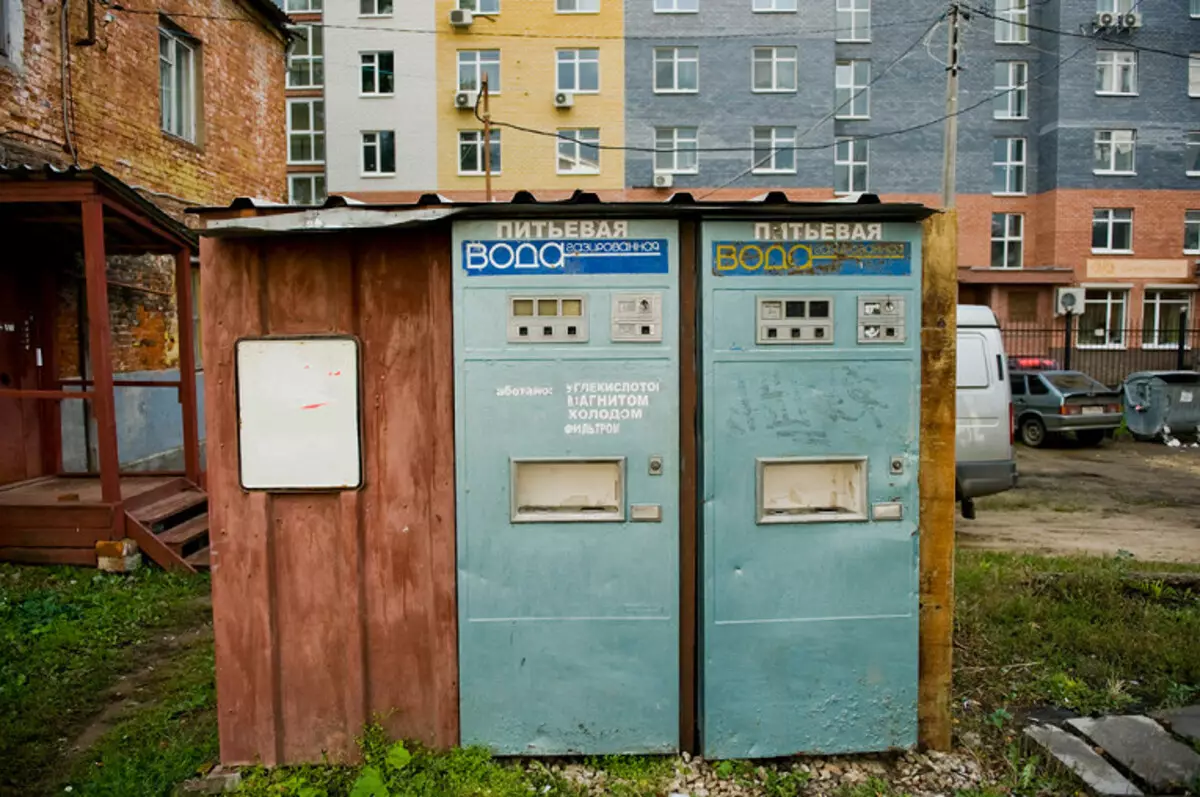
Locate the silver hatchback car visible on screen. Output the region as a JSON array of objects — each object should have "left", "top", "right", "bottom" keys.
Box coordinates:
[{"left": 1010, "top": 370, "right": 1123, "bottom": 447}]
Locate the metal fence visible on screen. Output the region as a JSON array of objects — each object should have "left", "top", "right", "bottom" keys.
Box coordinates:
[{"left": 1001, "top": 316, "right": 1200, "bottom": 388}]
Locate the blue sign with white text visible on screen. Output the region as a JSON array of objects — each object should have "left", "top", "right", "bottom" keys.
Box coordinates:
[
  {"left": 463, "top": 239, "right": 671, "bottom": 276},
  {"left": 712, "top": 241, "right": 912, "bottom": 276}
]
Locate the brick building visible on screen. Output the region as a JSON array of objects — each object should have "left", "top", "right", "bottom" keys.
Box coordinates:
[{"left": 1, "top": 0, "right": 289, "bottom": 471}]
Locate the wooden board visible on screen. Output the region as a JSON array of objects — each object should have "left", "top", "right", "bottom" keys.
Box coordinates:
[
  {"left": 0, "top": 527, "right": 108, "bottom": 548},
  {"left": 0, "top": 547, "right": 97, "bottom": 566}
]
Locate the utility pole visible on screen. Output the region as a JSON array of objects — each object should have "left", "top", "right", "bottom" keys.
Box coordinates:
[
  {"left": 940, "top": 2, "right": 962, "bottom": 209},
  {"left": 481, "top": 72, "right": 493, "bottom": 203}
]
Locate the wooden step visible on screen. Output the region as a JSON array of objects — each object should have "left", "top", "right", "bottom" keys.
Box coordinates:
[
  {"left": 129, "top": 490, "right": 207, "bottom": 527},
  {"left": 158, "top": 513, "right": 209, "bottom": 552},
  {"left": 185, "top": 547, "right": 210, "bottom": 569}
]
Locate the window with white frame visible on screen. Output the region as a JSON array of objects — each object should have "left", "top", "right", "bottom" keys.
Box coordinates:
[
  {"left": 556, "top": 0, "right": 599, "bottom": 12},
  {"left": 459, "top": 130, "right": 501, "bottom": 175},
  {"left": 655, "top": 0, "right": 698, "bottom": 11},
  {"left": 654, "top": 47, "right": 698, "bottom": 93},
  {"left": 360, "top": 52, "right": 395, "bottom": 95},
  {"left": 1190, "top": 54, "right": 1199, "bottom": 97},
  {"left": 557, "top": 128, "right": 600, "bottom": 174},
  {"left": 1192, "top": 0, "right": 1200, "bottom": 17},
  {"left": 360, "top": 0, "right": 392, "bottom": 16},
  {"left": 1142, "top": 290, "right": 1191, "bottom": 348},
  {"left": 994, "top": 0, "right": 1029, "bottom": 43},
  {"left": 159, "top": 26, "right": 196, "bottom": 141},
  {"left": 1092, "top": 208, "right": 1134, "bottom": 252},
  {"left": 1189, "top": 132, "right": 1200, "bottom": 176},
  {"left": 1094, "top": 129, "right": 1135, "bottom": 174},
  {"left": 287, "top": 99, "right": 324, "bottom": 164},
  {"left": 990, "top": 213, "right": 1023, "bottom": 269},
  {"left": 1185, "top": 210, "right": 1200, "bottom": 254},
  {"left": 992, "top": 137, "right": 1026, "bottom": 194},
  {"left": 753, "top": 0, "right": 797, "bottom": 11},
  {"left": 835, "top": 0, "right": 870, "bottom": 42},
  {"left": 287, "top": 25, "right": 323, "bottom": 89},
  {"left": 834, "top": 60, "right": 869, "bottom": 118},
  {"left": 459, "top": 0, "right": 500, "bottom": 12},
  {"left": 361, "top": 131, "right": 396, "bottom": 175},
  {"left": 458, "top": 50, "right": 500, "bottom": 92},
  {"left": 1096, "top": 50, "right": 1136, "bottom": 95},
  {"left": 288, "top": 174, "right": 327, "bottom": 206},
  {"left": 654, "top": 127, "right": 698, "bottom": 174},
  {"left": 0, "top": 1, "right": 9, "bottom": 60},
  {"left": 834, "top": 137, "right": 868, "bottom": 194},
  {"left": 752, "top": 47, "right": 797, "bottom": 92},
  {"left": 751, "top": 126, "right": 796, "bottom": 174},
  {"left": 993, "top": 61, "right": 1028, "bottom": 119},
  {"left": 557, "top": 49, "right": 599, "bottom": 93},
  {"left": 285, "top": 0, "right": 321, "bottom": 11},
  {"left": 1096, "top": 0, "right": 1133, "bottom": 12},
  {"left": 1080, "top": 289, "right": 1127, "bottom": 348}
]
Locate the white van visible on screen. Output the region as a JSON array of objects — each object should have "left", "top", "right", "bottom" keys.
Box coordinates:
[{"left": 956, "top": 305, "right": 1017, "bottom": 516}]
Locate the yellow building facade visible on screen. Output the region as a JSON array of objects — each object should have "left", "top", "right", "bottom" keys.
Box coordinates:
[{"left": 435, "top": 0, "right": 625, "bottom": 194}]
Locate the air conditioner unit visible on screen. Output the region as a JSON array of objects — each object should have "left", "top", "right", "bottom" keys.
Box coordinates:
[
  {"left": 453, "top": 90, "right": 479, "bottom": 110},
  {"left": 652, "top": 173, "right": 674, "bottom": 189},
  {"left": 1056, "top": 287, "right": 1086, "bottom": 316},
  {"left": 553, "top": 91, "right": 574, "bottom": 109},
  {"left": 1118, "top": 12, "right": 1142, "bottom": 28},
  {"left": 449, "top": 8, "right": 474, "bottom": 26},
  {"left": 1094, "top": 11, "right": 1116, "bottom": 27}
]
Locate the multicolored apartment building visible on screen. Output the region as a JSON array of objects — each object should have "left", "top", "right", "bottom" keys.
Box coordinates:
[{"left": 280, "top": 0, "right": 1200, "bottom": 337}]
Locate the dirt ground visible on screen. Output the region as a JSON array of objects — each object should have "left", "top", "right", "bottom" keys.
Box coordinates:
[{"left": 957, "top": 439, "right": 1200, "bottom": 563}]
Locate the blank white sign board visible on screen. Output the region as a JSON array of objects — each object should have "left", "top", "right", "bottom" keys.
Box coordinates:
[{"left": 236, "top": 337, "right": 362, "bottom": 490}]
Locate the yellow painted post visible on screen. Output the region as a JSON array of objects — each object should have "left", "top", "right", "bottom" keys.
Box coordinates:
[{"left": 918, "top": 209, "right": 958, "bottom": 751}]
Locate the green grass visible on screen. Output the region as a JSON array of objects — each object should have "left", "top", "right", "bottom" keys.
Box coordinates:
[{"left": 0, "top": 564, "right": 210, "bottom": 795}]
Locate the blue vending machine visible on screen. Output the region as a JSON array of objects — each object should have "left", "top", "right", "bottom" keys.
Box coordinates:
[
  {"left": 700, "top": 218, "right": 923, "bottom": 758},
  {"left": 453, "top": 217, "right": 681, "bottom": 755}
]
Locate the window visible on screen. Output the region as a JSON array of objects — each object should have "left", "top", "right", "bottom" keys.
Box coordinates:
[
  {"left": 994, "top": 61, "right": 1028, "bottom": 119},
  {"left": 1092, "top": 208, "right": 1134, "bottom": 253},
  {"left": 957, "top": 336, "right": 990, "bottom": 388},
  {"left": 654, "top": 127, "right": 698, "bottom": 174},
  {"left": 753, "top": 0, "right": 796, "bottom": 10},
  {"left": 654, "top": 47, "right": 698, "bottom": 93},
  {"left": 834, "top": 60, "right": 869, "bottom": 118},
  {"left": 655, "top": 0, "right": 697, "bottom": 11},
  {"left": 752, "top": 47, "right": 797, "bottom": 92},
  {"left": 995, "top": 0, "right": 1029, "bottom": 44},
  {"left": 557, "top": 49, "right": 599, "bottom": 93},
  {"left": 835, "top": 0, "right": 870, "bottom": 41},
  {"left": 0, "top": 1, "right": 9, "bottom": 60},
  {"left": 1028, "top": 376, "right": 1050, "bottom": 395},
  {"left": 360, "top": 0, "right": 392, "bottom": 16},
  {"left": 285, "top": 0, "right": 321, "bottom": 11},
  {"left": 1009, "top": 374, "right": 1026, "bottom": 395},
  {"left": 557, "top": 128, "right": 600, "bottom": 174},
  {"left": 287, "top": 25, "right": 323, "bottom": 89},
  {"left": 1080, "top": 289, "right": 1127, "bottom": 348},
  {"left": 458, "top": 50, "right": 500, "bottom": 92},
  {"left": 834, "top": 137, "right": 868, "bottom": 193},
  {"left": 360, "top": 52, "right": 394, "bottom": 95},
  {"left": 1008, "top": 290, "right": 1039, "bottom": 322},
  {"left": 1192, "top": 0, "right": 1200, "bottom": 17},
  {"left": 991, "top": 213, "right": 1023, "bottom": 269},
  {"left": 459, "top": 0, "right": 500, "bottom": 12},
  {"left": 752, "top": 126, "right": 796, "bottom": 174},
  {"left": 556, "top": 0, "right": 599, "bottom": 11},
  {"left": 1094, "top": 129, "right": 1135, "bottom": 174},
  {"left": 1189, "top": 132, "right": 1200, "bottom": 176},
  {"left": 361, "top": 131, "right": 396, "bottom": 176},
  {"left": 288, "top": 174, "right": 327, "bottom": 206},
  {"left": 287, "top": 99, "right": 324, "bottom": 164},
  {"left": 1190, "top": 53, "right": 1200, "bottom": 97},
  {"left": 1142, "top": 291, "right": 1192, "bottom": 348},
  {"left": 458, "top": 130, "right": 501, "bottom": 175},
  {"left": 159, "top": 26, "right": 196, "bottom": 141},
  {"left": 1096, "top": 0, "right": 1133, "bottom": 12},
  {"left": 992, "top": 137, "right": 1026, "bottom": 195},
  {"left": 1186, "top": 210, "right": 1200, "bottom": 254},
  {"left": 1095, "top": 50, "right": 1136, "bottom": 95}
]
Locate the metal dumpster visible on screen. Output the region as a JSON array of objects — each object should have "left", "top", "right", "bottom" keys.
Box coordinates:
[{"left": 1122, "top": 371, "right": 1200, "bottom": 440}]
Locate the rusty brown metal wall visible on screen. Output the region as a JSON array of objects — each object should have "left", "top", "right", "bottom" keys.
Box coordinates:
[{"left": 200, "top": 230, "right": 459, "bottom": 766}]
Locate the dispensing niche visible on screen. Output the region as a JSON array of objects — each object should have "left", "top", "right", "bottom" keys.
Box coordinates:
[
  {"left": 756, "top": 456, "right": 867, "bottom": 524},
  {"left": 511, "top": 458, "right": 626, "bottom": 523}
]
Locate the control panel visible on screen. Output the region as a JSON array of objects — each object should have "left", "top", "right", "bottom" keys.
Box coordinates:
[
  {"left": 857, "top": 295, "right": 906, "bottom": 344},
  {"left": 611, "top": 292, "right": 664, "bottom": 343},
  {"left": 755, "top": 295, "right": 834, "bottom": 345},
  {"left": 506, "top": 295, "right": 588, "bottom": 343}
]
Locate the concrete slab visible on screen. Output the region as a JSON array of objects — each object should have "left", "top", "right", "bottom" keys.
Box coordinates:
[
  {"left": 1068, "top": 715, "right": 1200, "bottom": 793},
  {"left": 1024, "top": 724, "right": 1142, "bottom": 796},
  {"left": 1153, "top": 705, "right": 1200, "bottom": 745}
]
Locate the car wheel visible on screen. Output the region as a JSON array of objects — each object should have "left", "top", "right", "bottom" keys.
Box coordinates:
[
  {"left": 1076, "top": 429, "right": 1106, "bottom": 447},
  {"left": 1020, "top": 416, "right": 1047, "bottom": 448}
]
